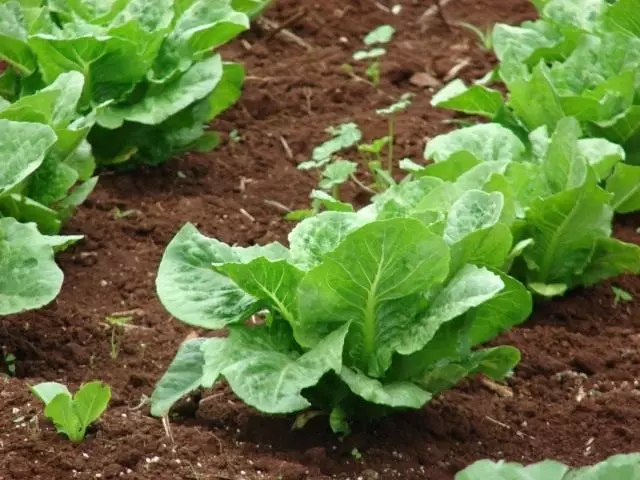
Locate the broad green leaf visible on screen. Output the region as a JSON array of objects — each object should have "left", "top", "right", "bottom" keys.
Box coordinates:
[
  {"left": 156, "top": 223, "right": 261, "bottom": 329},
  {"left": 153, "top": 0, "right": 248, "bottom": 81},
  {"left": 99, "top": 55, "right": 223, "bottom": 127},
  {"left": 364, "top": 25, "right": 395, "bottom": 45},
  {"left": 0, "top": 119, "right": 56, "bottom": 196},
  {"left": 605, "top": 0, "right": 640, "bottom": 37},
  {"left": 492, "top": 21, "right": 566, "bottom": 79},
  {"left": 216, "top": 258, "right": 304, "bottom": 324},
  {"left": 415, "top": 346, "right": 520, "bottom": 394},
  {"left": 0, "top": 194, "right": 62, "bottom": 234},
  {"left": 578, "top": 138, "right": 624, "bottom": 181},
  {"left": 416, "top": 152, "right": 480, "bottom": 181},
  {"left": 372, "top": 177, "right": 446, "bottom": 218},
  {"left": 393, "top": 264, "right": 504, "bottom": 359},
  {"left": 444, "top": 190, "right": 504, "bottom": 245},
  {"left": 288, "top": 212, "right": 370, "bottom": 270},
  {"left": 541, "top": 0, "right": 607, "bottom": 33},
  {"left": 395, "top": 270, "right": 530, "bottom": 379},
  {"left": 425, "top": 123, "right": 525, "bottom": 164},
  {"left": 45, "top": 393, "right": 82, "bottom": 441},
  {"left": 456, "top": 459, "right": 569, "bottom": 480},
  {"left": 31, "top": 382, "right": 71, "bottom": 404},
  {"left": 542, "top": 117, "right": 587, "bottom": 193},
  {"left": 606, "top": 163, "right": 640, "bottom": 213},
  {"left": 431, "top": 80, "right": 504, "bottom": 118},
  {"left": 509, "top": 63, "right": 565, "bottom": 131},
  {"left": 296, "top": 218, "right": 450, "bottom": 377},
  {"left": 522, "top": 179, "right": 613, "bottom": 285},
  {"left": 0, "top": 218, "right": 64, "bottom": 314},
  {"left": 150, "top": 338, "right": 208, "bottom": 416},
  {"left": 215, "top": 322, "right": 350, "bottom": 414},
  {"left": 339, "top": 367, "right": 430, "bottom": 409},
  {"left": 465, "top": 271, "right": 531, "bottom": 346},
  {"left": 580, "top": 238, "right": 640, "bottom": 286},
  {"left": 73, "top": 381, "right": 111, "bottom": 428},
  {"left": 449, "top": 223, "right": 513, "bottom": 275},
  {"left": 0, "top": 1, "right": 36, "bottom": 75},
  {"left": 206, "top": 61, "right": 244, "bottom": 119}
]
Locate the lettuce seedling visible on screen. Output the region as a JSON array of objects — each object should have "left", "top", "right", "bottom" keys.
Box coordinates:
[
  {"left": 151, "top": 211, "right": 531, "bottom": 433},
  {"left": 456, "top": 453, "right": 640, "bottom": 480},
  {"left": 31, "top": 381, "right": 111, "bottom": 443}
]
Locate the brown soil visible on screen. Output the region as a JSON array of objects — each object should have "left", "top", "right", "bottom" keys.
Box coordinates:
[{"left": 2, "top": 1, "right": 639, "bottom": 479}]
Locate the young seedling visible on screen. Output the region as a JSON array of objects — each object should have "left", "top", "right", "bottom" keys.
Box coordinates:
[
  {"left": 375, "top": 93, "right": 414, "bottom": 176},
  {"left": 111, "top": 206, "right": 139, "bottom": 220},
  {"left": 31, "top": 381, "right": 111, "bottom": 442},
  {"left": 104, "top": 314, "right": 133, "bottom": 360},
  {"left": 3, "top": 352, "right": 16, "bottom": 376},
  {"left": 456, "top": 21, "right": 493, "bottom": 51},
  {"left": 612, "top": 286, "right": 633, "bottom": 308},
  {"left": 351, "top": 25, "right": 396, "bottom": 86}
]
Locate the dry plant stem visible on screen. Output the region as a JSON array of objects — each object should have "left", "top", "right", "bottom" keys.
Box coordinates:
[
  {"left": 264, "top": 8, "right": 309, "bottom": 41},
  {"left": 257, "top": 17, "right": 313, "bottom": 51}
]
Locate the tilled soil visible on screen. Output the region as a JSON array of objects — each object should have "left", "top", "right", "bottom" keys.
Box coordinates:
[{"left": 2, "top": 1, "right": 639, "bottom": 479}]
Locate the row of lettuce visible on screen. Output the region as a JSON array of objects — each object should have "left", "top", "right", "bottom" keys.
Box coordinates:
[
  {"left": 0, "top": 0, "right": 269, "bottom": 316},
  {"left": 149, "top": 0, "right": 640, "bottom": 436}
]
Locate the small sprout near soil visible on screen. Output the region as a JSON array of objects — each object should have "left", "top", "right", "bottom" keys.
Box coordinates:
[
  {"left": 112, "top": 207, "right": 139, "bottom": 219},
  {"left": 105, "top": 314, "right": 134, "bottom": 359},
  {"left": 31, "top": 381, "right": 111, "bottom": 442},
  {"left": 612, "top": 286, "right": 633, "bottom": 307},
  {"left": 351, "top": 448, "right": 363, "bottom": 460}
]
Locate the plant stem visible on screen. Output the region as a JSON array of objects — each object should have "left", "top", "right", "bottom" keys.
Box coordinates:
[
  {"left": 387, "top": 116, "right": 395, "bottom": 175},
  {"left": 350, "top": 174, "right": 376, "bottom": 194}
]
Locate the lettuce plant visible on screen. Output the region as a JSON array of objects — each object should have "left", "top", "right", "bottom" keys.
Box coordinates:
[
  {"left": 31, "top": 381, "right": 111, "bottom": 442},
  {"left": 0, "top": 103, "right": 83, "bottom": 315},
  {"left": 371, "top": 119, "right": 640, "bottom": 297},
  {"left": 151, "top": 212, "right": 531, "bottom": 433},
  {"left": 0, "top": 72, "right": 97, "bottom": 234},
  {"left": 456, "top": 453, "right": 640, "bottom": 480},
  {"left": 432, "top": 0, "right": 640, "bottom": 190},
  {"left": 0, "top": 218, "right": 79, "bottom": 315},
  {"left": 0, "top": 0, "right": 266, "bottom": 166}
]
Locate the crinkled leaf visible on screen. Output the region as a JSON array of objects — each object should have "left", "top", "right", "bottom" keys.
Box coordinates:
[
  {"left": 606, "top": 163, "right": 640, "bottom": 213},
  {"left": 522, "top": 179, "right": 613, "bottom": 286},
  {"left": 150, "top": 338, "right": 208, "bottom": 416},
  {"left": 425, "top": 124, "right": 525, "bottom": 164},
  {"left": 0, "top": 119, "right": 56, "bottom": 196},
  {"left": 431, "top": 80, "right": 504, "bottom": 118},
  {"left": 339, "top": 367, "right": 430, "bottom": 409},
  {"left": 0, "top": 218, "right": 65, "bottom": 314},
  {"left": 213, "top": 322, "right": 350, "bottom": 414},
  {"left": 296, "top": 218, "right": 450, "bottom": 377},
  {"left": 156, "top": 223, "right": 262, "bottom": 329},
  {"left": 288, "top": 211, "right": 371, "bottom": 270},
  {"left": 99, "top": 55, "right": 223, "bottom": 127}
]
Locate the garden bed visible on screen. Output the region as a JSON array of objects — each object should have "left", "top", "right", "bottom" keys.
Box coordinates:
[{"left": 1, "top": 0, "right": 639, "bottom": 479}]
